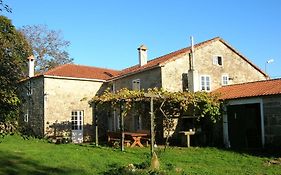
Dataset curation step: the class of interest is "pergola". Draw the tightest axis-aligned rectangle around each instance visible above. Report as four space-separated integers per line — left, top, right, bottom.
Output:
90 88 221 156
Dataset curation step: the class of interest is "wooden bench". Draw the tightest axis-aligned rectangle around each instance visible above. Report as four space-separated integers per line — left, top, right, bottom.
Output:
107 131 131 147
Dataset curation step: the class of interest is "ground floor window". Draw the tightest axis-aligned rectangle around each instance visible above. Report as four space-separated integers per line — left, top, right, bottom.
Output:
24 110 29 122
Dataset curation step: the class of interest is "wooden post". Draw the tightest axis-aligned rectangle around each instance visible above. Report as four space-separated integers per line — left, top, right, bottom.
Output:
93 103 98 146
150 97 155 156
120 101 125 151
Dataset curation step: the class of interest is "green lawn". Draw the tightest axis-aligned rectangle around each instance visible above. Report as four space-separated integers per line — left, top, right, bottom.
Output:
0 135 280 175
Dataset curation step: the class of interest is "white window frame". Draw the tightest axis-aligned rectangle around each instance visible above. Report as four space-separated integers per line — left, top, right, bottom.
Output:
71 110 83 131
213 55 223 66
132 79 141 90
24 110 29 122
222 74 229 86
200 75 211 91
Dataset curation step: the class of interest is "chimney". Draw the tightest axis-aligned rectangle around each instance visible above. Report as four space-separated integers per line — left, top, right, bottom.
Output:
138 45 148 66
27 55 35 78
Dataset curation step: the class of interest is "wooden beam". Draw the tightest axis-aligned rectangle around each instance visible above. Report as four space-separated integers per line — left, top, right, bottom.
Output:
120 102 125 151
150 97 155 156
93 103 98 146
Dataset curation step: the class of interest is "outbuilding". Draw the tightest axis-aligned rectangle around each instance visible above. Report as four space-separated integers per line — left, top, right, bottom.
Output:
214 78 281 149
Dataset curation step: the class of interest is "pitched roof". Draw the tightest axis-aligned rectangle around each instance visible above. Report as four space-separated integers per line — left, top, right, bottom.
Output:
213 78 281 100
42 64 120 80
111 37 267 80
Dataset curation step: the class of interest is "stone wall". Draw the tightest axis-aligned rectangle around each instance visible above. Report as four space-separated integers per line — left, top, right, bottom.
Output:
161 40 266 92
44 77 104 141
114 67 162 91
194 40 266 90
161 53 189 92
263 95 281 147
21 77 45 137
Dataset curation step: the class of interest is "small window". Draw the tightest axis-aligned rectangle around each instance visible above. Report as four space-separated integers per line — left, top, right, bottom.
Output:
27 81 33 96
213 56 223 66
110 83 116 92
132 79 140 90
200 75 211 91
24 111 29 122
222 74 229 86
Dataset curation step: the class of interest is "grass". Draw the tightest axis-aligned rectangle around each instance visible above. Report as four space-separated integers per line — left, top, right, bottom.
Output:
0 135 280 175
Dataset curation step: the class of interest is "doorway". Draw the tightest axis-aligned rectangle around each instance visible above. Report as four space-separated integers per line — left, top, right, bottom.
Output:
71 111 84 143
227 103 261 149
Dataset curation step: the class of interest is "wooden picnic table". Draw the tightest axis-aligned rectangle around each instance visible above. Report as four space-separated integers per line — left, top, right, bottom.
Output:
124 132 148 147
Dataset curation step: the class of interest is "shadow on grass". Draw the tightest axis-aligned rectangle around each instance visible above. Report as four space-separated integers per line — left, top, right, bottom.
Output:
219 147 281 158
0 150 85 175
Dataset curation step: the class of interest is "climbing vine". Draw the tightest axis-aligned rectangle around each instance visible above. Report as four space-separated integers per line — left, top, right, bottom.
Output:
89 88 222 123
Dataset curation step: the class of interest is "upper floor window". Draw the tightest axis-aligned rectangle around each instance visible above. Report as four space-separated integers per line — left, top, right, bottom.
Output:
200 75 211 91
27 81 33 96
222 74 229 86
213 55 223 66
110 83 116 92
132 79 140 90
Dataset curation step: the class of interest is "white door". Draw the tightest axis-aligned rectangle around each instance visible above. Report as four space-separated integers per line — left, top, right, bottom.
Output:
71 111 83 143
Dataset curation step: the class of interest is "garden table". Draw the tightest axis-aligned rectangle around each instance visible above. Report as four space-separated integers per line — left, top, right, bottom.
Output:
124 132 148 147
179 130 195 147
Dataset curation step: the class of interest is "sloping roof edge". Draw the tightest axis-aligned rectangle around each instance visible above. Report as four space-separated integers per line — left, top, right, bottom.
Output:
218 39 268 78
20 64 120 82
110 37 268 80
213 78 281 100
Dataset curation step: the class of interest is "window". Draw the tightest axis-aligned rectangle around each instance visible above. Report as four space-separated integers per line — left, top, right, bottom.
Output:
71 111 83 130
110 83 116 92
132 79 140 90
222 74 229 86
200 75 211 91
24 110 29 122
27 81 33 96
182 73 189 91
213 56 223 66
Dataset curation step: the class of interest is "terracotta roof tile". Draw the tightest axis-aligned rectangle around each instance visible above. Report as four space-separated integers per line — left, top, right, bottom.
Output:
111 37 267 79
27 37 267 82
111 37 221 79
43 64 120 80
213 79 281 100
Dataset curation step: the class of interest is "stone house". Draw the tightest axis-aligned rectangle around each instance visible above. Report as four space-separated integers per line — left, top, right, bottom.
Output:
21 36 268 143
106 37 267 135
21 60 119 143
214 78 281 149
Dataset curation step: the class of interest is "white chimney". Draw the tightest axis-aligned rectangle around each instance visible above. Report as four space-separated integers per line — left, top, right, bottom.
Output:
138 45 148 66
27 55 35 77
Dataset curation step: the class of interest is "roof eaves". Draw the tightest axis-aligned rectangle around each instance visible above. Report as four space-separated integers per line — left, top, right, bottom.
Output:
159 37 221 66
19 74 43 83
44 75 106 82
108 64 162 81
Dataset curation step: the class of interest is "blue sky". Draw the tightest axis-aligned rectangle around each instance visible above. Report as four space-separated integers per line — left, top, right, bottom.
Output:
3 0 281 78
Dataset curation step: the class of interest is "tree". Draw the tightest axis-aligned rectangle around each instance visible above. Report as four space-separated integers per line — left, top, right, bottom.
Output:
0 0 12 13
19 25 73 73
0 16 31 135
